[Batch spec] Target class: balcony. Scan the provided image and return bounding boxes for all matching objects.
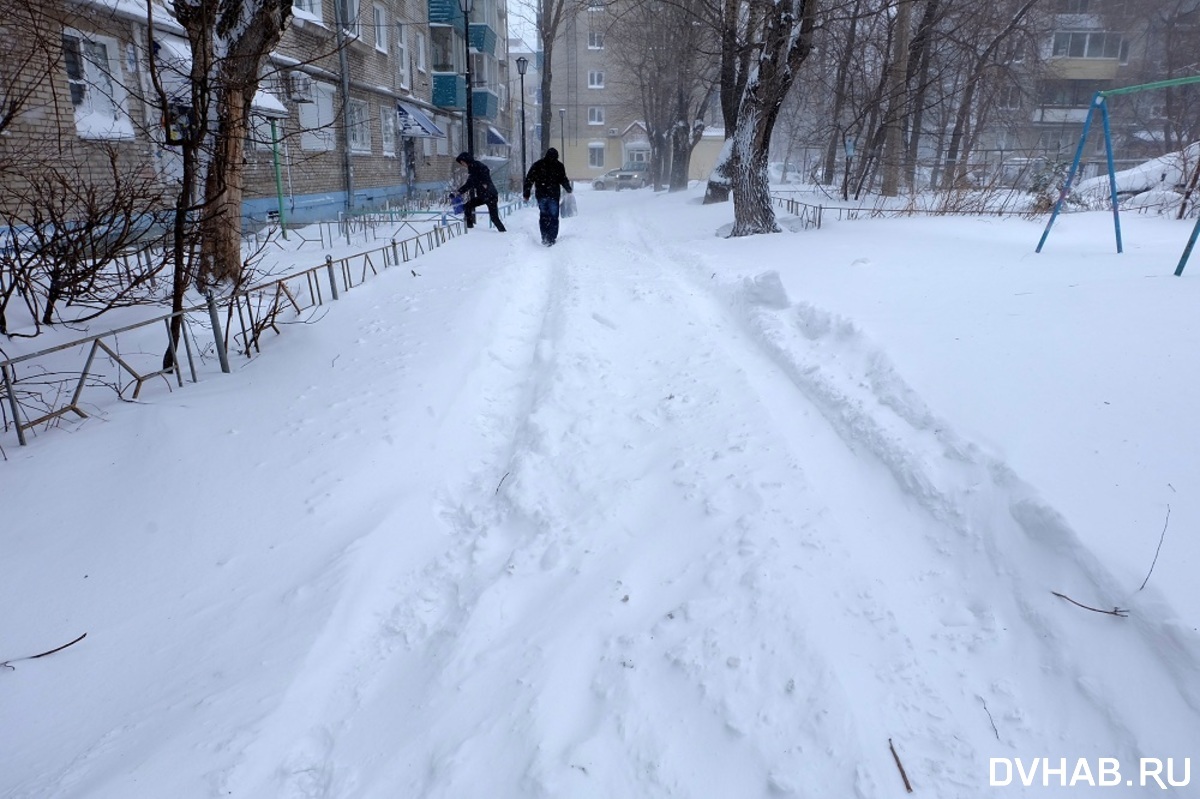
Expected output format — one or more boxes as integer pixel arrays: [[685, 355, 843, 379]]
[[428, 0, 467, 26], [1031, 107, 1091, 124], [431, 74, 500, 121], [432, 73, 466, 108]]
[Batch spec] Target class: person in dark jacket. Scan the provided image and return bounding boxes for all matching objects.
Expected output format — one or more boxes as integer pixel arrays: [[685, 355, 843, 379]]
[[523, 148, 573, 246], [454, 152, 506, 232]]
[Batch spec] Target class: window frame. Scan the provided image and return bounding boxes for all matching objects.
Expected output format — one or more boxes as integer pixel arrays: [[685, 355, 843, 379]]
[[588, 70, 604, 89], [373, 4, 388, 51], [61, 29, 133, 140], [348, 98, 372, 153], [380, 102, 396, 155], [340, 0, 361, 38], [395, 22, 410, 87], [587, 106, 604, 125], [293, 0, 323, 21], [299, 79, 337, 151]]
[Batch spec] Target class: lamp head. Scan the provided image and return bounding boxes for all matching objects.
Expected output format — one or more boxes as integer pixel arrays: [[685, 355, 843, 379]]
[[516, 56, 528, 76]]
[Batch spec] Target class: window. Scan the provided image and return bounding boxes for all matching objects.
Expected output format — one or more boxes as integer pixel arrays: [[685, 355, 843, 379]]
[[374, 5, 388, 51], [348, 99, 371, 152], [416, 31, 427, 72], [1003, 39, 1025, 63], [1039, 79, 1108, 107], [431, 28, 457, 71], [396, 23, 409, 87], [381, 103, 395, 154], [435, 114, 449, 155], [299, 80, 337, 150], [61, 31, 132, 139], [588, 106, 604, 124], [587, 0, 605, 10], [588, 31, 604, 49], [1052, 31, 1123, 59], [293, 0, 322, 21], [249, 114, 278, 152], [339, 0, 360, 37], [1059, 0, 1090, 11], [588, 144, 604, 168], [997, 86, 1022, 109], [588, 70, 604, 88]]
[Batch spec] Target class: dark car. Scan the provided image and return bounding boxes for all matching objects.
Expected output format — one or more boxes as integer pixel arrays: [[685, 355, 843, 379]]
[[592, 164, 649, 190]]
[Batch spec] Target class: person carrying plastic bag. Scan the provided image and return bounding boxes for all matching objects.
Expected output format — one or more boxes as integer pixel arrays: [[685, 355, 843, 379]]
[[523, 148, 573, 246]]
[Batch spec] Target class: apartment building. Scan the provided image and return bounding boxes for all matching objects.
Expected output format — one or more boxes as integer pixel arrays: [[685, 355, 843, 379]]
[[0, 0, 514, 228], [544, 1, 651, 183], [978, 0, 1197, 185]]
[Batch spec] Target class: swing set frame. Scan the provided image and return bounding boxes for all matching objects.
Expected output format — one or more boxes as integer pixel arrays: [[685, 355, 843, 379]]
[[1034, 74, 1200, 275]]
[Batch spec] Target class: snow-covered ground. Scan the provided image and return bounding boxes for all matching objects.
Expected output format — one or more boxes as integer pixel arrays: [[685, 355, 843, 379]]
[[3, 186, 1199, 798]]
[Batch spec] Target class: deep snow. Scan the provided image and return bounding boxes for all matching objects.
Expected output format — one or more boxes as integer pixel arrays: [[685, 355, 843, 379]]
[[2, 185, 1199, 798]]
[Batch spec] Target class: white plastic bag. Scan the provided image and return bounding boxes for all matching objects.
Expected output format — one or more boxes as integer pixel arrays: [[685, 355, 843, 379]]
[[560, 193, 578, 218]]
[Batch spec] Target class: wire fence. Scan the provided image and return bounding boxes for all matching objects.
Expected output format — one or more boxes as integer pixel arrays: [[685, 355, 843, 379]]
[[0, 201, 525, 449]]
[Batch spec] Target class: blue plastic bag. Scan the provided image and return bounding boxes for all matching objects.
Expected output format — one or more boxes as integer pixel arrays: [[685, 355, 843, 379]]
[[451, 194, 465, 216]]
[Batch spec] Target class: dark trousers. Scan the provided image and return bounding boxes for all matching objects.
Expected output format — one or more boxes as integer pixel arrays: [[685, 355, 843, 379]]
[[464, 194, 506, 231], [537, 197, 560, 244]]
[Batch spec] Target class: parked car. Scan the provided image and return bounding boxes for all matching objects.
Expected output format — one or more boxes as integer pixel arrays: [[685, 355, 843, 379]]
[[592, 164, 649, 190]]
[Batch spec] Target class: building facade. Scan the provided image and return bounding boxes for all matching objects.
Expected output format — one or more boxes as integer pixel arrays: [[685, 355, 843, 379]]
[[0, 0, 515, 229]]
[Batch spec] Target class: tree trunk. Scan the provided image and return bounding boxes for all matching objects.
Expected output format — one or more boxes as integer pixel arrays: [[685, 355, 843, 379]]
[[197, 87, 250, 287], [729, 111, 777, 235], [880, 0, 913, 196], [728, 0, 818, 235]]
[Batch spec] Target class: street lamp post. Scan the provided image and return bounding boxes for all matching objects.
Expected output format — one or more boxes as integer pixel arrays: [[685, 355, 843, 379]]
[[516, 56, 528, 190], [458, 0, 474, 156], [559, 107, 565, 162]]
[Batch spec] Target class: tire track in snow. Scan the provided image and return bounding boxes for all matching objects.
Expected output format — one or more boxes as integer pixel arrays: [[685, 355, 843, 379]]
[[350, 208, 922, 797], [618, 205, 1200, 793]]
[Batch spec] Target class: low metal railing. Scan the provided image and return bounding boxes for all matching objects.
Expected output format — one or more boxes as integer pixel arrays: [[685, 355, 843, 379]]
[[0, 215, 479, 448]]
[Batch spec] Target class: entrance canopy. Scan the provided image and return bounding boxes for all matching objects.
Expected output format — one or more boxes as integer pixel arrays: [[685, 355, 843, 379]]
[[397, 102, 445, 138]]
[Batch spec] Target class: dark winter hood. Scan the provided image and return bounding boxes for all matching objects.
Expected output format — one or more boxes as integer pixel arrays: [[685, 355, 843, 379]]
[[456, 151, 472, 163], [545, 148, 559, 161]]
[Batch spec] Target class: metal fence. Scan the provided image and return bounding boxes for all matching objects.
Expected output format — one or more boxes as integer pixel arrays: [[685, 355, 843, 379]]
[[769, 193, 1039, 228], [0, 212, 491, 448]]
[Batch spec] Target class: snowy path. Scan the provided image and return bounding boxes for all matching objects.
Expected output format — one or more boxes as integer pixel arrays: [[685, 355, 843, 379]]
[[4, 190, 1200, 798], [215, 196, 1200, 796]]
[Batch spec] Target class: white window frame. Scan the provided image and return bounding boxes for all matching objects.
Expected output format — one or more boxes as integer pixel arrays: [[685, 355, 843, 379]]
[[340, 0, 361, 38], [588, 144, 604, 168], [395, 23, 410, 87], [61, 29, 133, 140], [416, 31, 428, 72], [380, 102, 396, 155], [293, 0, 323, 21], [587, 106, 604, 125], [588, 70, 604, 89], [348, 99, 371, 153], [299, 80, 337, 151], [373, 5, 388, 51], [588, 31, 604, 49]]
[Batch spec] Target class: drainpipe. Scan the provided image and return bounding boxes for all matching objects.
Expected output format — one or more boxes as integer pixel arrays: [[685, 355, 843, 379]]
[[334, 0, 355, 210]]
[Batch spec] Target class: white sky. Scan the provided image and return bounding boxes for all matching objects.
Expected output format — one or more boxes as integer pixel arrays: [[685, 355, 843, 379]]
[[3, 182, 1200, 797]]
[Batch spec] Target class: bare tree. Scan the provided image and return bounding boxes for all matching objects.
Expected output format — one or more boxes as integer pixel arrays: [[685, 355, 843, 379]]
[[723, 0, 819, 235], [172, 0, 292, 290], [606, 0, 719, 191]]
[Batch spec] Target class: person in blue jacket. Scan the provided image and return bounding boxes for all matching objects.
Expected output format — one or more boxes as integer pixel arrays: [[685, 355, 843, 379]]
[[523, 148, 573, 246], [453, 152, 506, 232]]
